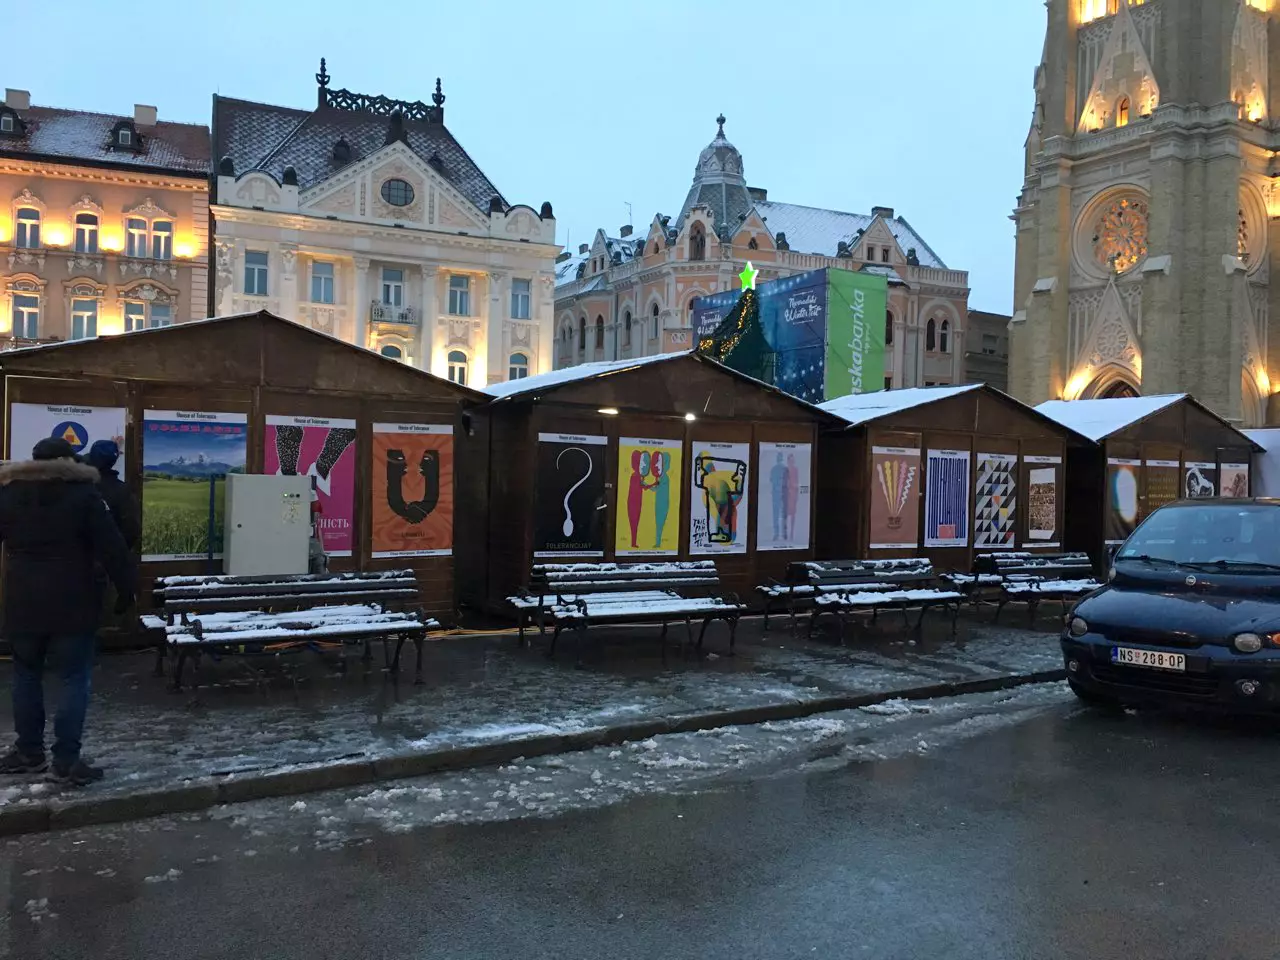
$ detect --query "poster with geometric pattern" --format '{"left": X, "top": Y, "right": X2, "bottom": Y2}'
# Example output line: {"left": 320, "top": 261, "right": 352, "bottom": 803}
{"left": 974, "top": 452, "right": 1016, "bottom": 549}
{"left": 924, "top": 449, "right": 970, "bottom": 548}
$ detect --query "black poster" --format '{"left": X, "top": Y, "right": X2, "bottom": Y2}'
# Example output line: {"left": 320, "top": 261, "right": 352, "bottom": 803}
{"left": 534, "top": 433, "right": 607, "bottom": 557}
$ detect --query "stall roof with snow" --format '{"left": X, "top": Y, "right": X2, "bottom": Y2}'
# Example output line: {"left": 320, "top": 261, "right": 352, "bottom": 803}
{"left": 1035, "top": 395, "right": 1261, "bottom": 450}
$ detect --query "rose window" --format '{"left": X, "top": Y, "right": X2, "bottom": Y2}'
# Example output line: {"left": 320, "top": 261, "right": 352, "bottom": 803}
{"left": 1091, "top": 197, "right": 1149, "bottom": 274}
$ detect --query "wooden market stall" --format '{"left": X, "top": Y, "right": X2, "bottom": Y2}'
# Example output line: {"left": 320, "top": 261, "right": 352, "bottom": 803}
{"left": 460, "top": 352, "right": 838, "bottom": 613}
{"left": 817, "top": 384, "right": 1088, "bottom": 572}
{"left": 0, "top": 310, "right": 484, "bottom": 622}
{"left": 1036, "top": 394, "right": 1262, "bottom": 564}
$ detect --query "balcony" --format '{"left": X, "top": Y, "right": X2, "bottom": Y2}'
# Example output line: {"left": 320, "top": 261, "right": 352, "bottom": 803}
{"left": 370, "top": 302, "right": 418, "bottom": 325}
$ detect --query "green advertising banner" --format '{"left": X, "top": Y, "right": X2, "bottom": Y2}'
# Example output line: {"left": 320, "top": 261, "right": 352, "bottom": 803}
{"left": 825, "top": 270, "right": 888, "bottom": 399}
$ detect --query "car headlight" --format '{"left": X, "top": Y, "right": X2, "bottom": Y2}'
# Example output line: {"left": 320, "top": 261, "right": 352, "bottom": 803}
{"left": 1233, "top": 632, "right": 1264, "bottom": 654}
{"left": 1068, "top": 616, "right": 1089, "bottom": 638}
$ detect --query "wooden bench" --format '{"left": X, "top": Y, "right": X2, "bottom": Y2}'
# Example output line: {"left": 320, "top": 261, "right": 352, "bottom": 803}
{"left": 508, "top": 561, "right": 742, "bottom": 666}
{"left": 806, "top": 561, "right": 963, "bottom": 643}
{"left": 757, "top": 558, "right": 936, "bottom": 628}
{"left": 146, "top": 570, "right": 436, "bottom": 689}
{"left": 989, "top": 553, "right": 1100, "bottom": 624}
{"left": 943, "top": 552, "right": 1038, "bottom": 608}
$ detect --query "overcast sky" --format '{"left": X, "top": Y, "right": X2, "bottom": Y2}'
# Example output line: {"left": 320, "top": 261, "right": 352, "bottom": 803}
{"left": 7, "top": 0, "right": 1044, "bottom": 313}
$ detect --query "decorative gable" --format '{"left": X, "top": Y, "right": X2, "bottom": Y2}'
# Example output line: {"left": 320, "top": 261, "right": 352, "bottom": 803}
{"left": 858, "top": 218, "right": 900, "bottom": 262}
{"left": 1072, "top": 277, "right": 1141, "bottom": 391}
{"left": 1078, "top": 1, "right": 1160, "bottom": 133}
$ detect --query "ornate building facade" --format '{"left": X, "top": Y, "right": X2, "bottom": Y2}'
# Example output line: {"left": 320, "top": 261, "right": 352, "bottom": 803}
{"left": 0, "top": 89, "right": 210, "bottom": 347}
{"left": 554, "top": 117, "right": 973, "bottom": 389}
{"left": 211, "top": 62, "right": 558, "bottom": 386}
{"left": 1011, "top": 0, "right": 1277, "bottom": 425}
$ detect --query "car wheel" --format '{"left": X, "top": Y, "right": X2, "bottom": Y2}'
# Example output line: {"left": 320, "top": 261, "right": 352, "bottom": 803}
{"left": 1068, "top": 679, "right": 1124, "bottom": 710}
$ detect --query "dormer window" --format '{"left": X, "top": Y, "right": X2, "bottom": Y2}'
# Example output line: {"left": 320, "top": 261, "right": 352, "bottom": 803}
{"left": 0, "top": 115, "right": 13, "bottom": 133}
{"left": 0, "top": 107, "right": 24, "bottom": 137}
{"left": 109, "top": 120, "right": 141, "bottom": 152}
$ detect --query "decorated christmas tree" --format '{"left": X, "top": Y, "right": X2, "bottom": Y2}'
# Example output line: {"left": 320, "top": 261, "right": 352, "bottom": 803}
{"left": 696, "top": 262, "right": 776, "bottom": 384}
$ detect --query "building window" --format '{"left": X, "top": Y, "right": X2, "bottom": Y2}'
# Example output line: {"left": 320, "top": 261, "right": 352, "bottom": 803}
{"left": 884, "top": 376, "right": 893, "bottom": 390}
{"left": 15, "top": 208, "right": 39, "bottom": 249}
{"left": 939, "top": 319, "right": 951, "bottom": 354}
{"left": 885, "top": 310, "right": 894, "bottom": 346}
{"left": 881, "top": 247, "right": 890, "bottom": 263}
{"left": 594, "top": 315, "right": 604, "bottom": 350}
{"left": 448, "top": 275, "right": 470, "bottom": 316}
{"left": 70, "top": 299, "right": 98, "bottom": 340}
{"left": 151, "top": 221, "right": 173, "bottom": 260}
{"left": 381, "top": 268, "right": 404, "bottom": 306}
{"left": 689, "top": 222, "right": 706, "bottom": 261}
{"left": 926, "top": 318, "right": 937, "bottom": 352}
{"left": 0, "top": 115, "right": 13, "bottom": 133}
{"left": 126, "top": 218, "right": 148, "bottom": 258}
{"left": 244, "top": 250, "right": 269, "bottom": 296}
{"left": 311, "top": 261, "right": 335, "bottom": 303}
{"left": 380, "top": 179, "right": 414, "bottom": 207}
{"left": 1116, "top": 96, "right": 1130, "bottom": 128}
{"left": 149, "top": 303, "right": 172, "bottom": 328}
{"left": 12, "top": 294, "right": 38, "bottom": 339}
{"left": 118, "top": 128, "right": 132, "bottom": 146}
{"left": 866, "top": 246, "right": 875, "bottom": 263}
{"left": 74, "top": 213, "right": 99, "bottom": 254}
{"left": 623, "top": 311, "right": 632, "bottom": 346}
{"left": 124, "top": 302, "right": 145, "bottom": 332}
{"left": 508, "top": 352, "right": 529, "bottom": 380}
{"left": 510, "top": 278, "right": 531, "bottom": 319}
{"left": 578, "top": 316, "right": 586, "bottom": 351}
{"left": 380, "top": 344, "right": 403, "bottom": 360}
{"left": 447, "top": 350, "right": 468, "bottom": 385}
{"left": 982, "top": 334, "right": 999, "bottom": 355}
{"left": 651, "top": 302, "right": 660, "bottom": 339}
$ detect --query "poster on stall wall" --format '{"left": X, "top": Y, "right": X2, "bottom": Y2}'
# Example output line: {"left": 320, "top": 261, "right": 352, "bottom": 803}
{"left": 1220, "top": 463, "right": 1250, "bottom": 498}
{"left": 141, "top": 410, "right": 248, "bottom": 561}
{"left": 924, "top": 450, "right": 970, "bottom": 548}
{"left": 757, "top": 442, "right": 812, "bottom": 552}
{"left": 371, "top": 423, "right": 453, "bottom": 557}
{"left": 1105, "top": 458, "right": 1141, "bottom": 545}
{"left": 265, "top": 415, "right": 357, "bottom": 557}
{"left": 869, "top": 446, "right": 920, "bottom": 550}
{"left": 616, "top": 437, "right": 683, "bottom": 556}
{"left": 533, "top": 433, "right": 607, "bottom": 557}
{"left": 1024, "top": 456, "right": 1060, "bottom": 547}
{"left": 690, "top": 441, "right": 749, "bottom": 555}
{"left": 1143, "top": 460, "right": 1181, "bottom": 518}
{"left": 974, "top": 452, "right": 1017, "bottom": 549}
{"left": 1184, "top": 462, "right": 1217, "bottom": 499}
{"left": 10, "top": 403, "right": 126, "bottom": 475}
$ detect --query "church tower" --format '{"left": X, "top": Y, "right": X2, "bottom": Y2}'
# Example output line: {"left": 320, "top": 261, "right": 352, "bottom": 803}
{"left": 1010, "top": 0, "right": 1276, "bottom": 425}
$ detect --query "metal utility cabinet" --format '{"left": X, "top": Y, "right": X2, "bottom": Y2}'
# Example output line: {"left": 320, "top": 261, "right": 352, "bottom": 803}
{"left": 224, "top": 474, "right": 313, "bottom": 575}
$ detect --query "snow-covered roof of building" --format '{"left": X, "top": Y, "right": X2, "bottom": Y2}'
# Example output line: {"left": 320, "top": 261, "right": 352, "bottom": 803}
{"left": 555, "top": 249, "right": 590, "bottom": 285}
{"left": 819, "top": 385, "right": 981, "bottom": 427}
{"left": 755, "top": 202, "right": 947, "bottom": 269}
{"left": 482, "top": 351, "right": 690, "bottom": 400}
{"left": 1034, "top": 395, "right": 1187, "bottom": 441}
{"left": 604, "top": 234, "right": 645, "bottom": 264}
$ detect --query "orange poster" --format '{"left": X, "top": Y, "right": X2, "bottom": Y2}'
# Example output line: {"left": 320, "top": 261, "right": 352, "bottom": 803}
{"left": 371, "top": 423, "right": 454, "bottom": 557}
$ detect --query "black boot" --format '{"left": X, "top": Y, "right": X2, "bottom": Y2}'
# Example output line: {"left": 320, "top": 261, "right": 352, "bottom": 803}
{"left": 0, "top": 748, "right": 48, "bottom": 774}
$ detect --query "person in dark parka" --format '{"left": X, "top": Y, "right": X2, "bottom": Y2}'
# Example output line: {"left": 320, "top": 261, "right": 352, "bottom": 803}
{"left": 0, "top": 437, "right": 136, "bottom": 786}
{"left": 85, "top": 439, "right": 139, "bottom": 548}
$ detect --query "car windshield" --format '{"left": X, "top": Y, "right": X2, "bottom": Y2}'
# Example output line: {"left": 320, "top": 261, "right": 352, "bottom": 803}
{"left": 1117, "top": 503, "right": 1280, "bottom": 568}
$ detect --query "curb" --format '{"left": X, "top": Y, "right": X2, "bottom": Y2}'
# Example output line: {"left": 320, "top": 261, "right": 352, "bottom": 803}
{"left": 0, "top": 668, "right": 1065, "bottom": 839}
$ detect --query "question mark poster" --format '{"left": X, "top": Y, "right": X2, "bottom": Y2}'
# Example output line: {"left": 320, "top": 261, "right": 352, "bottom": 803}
{"left": 371, "top": 423, "right": 453, "bottom": 558}
{"left": 533, "top": 433, "right": 607, "bottom": 557}
{"left": 616, "top": 437, "right": 683, "bottom": 556}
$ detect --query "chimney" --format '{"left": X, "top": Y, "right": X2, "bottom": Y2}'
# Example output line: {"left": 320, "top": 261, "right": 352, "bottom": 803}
{"left": 871, "top": 205, "right": 895, "bottom": 220}
{"left": 134, "top": 104, "right": 158, "bottom": 127}
{"left": 578, "top": 243, "right": 588, "bottom": 254}
{"left": 619, "top": 224, "right": 632, "bottom": 237}
{"left": 5, "top": 89, "right": 30, "bottom": 111}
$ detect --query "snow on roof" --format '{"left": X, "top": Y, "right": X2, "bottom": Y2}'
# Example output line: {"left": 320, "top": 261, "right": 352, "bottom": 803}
{"left": 819, "top": 385, "right": 981, "bottom": 427}
{"left": 755, "top": 201, "right": 947, "bottom": 269}
{"left": 1034, "top": 394, "right": 1186, "bottom": 441}
{"left": 482, "top": 351, "right": 689, "bottom": 400}
{"left": 555, "top": 249, "right": 589, "bottom": 285}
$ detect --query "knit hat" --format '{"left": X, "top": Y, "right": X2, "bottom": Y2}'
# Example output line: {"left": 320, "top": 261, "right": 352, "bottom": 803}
{"left": 86, "top": 439, "right": 120, "bottom": 470}
{"left": 32, "top": 437, "right": 78, "bottom": 461}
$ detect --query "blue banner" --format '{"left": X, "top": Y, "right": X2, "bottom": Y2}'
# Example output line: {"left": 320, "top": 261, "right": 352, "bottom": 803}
{"left": 758, "top": 269, "right": 828, "bottom": 404}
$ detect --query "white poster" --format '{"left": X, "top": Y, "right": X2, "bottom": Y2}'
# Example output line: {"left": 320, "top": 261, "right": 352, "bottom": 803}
{"left": 757, "top": 442, "right": 811, "bottom": 552}
{"left": 689, "top": 441, "right": 749, "bottom": 555}
{"left": 9, "top": 403, "right": 126, "bottom": 473}
{"left": 924, "top": 449, "right": 971, "bottom": 548}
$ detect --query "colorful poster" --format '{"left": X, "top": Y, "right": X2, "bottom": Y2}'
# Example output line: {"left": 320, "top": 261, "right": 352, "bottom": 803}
{"left": 616, "top": 437, "right": 682, "bottom": 555}
{"left": 757, "top": 441, "right": 812, "bottom": 552}
{"left": 826, "top": 269, "right": 888, "bottom": 398}
{"left": 1025, "top": 456, "right": 1060, "bottom": 546}
{"left": 371, "top": 423, "right": 453, "bottom": 558}
{"left": 1185, "top": 462, "right": 1217, "bottom": 499}
{"left": 1220, "top": 463, "right": 1250, "bottom": 498}
{"left": 870, "top": 445, "right": 920, "bottom": 550}
{"left": 758, "top": 270, "right": 829, "bottom": 403}
{"left": 924, "top": 449, "right": 970, "bottom": 548}
{"left": 141, "top": 410, "right": 247, "bottom": 561}
{"left": 10, "top": 403, "right": 126, "bottom": 474}
{"left": 974, "top": 452, "right": 1017, "bottom": 549}
{"left": 534, "top": 433, "right": 607, "bottom": 557}
{"left": 690, "top": 441, "right": 749, "bottom": 555}
{"left": 1106, "top": 458, "right": 1141, "bottom": 545}
{"left": 265, "top": 415, "right": 357, "bottom": 557}
{"left": 1143, "top": 460, "right": 1181, "bottom": 518}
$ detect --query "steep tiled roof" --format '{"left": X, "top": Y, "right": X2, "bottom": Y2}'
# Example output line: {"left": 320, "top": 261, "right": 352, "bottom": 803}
{"left": 213, "top": 95, "right": 506, "bottom": 214}
{"left": 0, "top": 106, "right": 209, "bottom": 175}
{"left": 755, "top": 202, "right": 947, "bottom": 268}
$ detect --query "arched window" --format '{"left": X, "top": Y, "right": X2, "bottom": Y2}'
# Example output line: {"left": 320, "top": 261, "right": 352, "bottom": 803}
{"left": 623, "top": 311, "right": 632, "bottom": 347}
{"left": 74, "top": 213, "right": 98, "bottom": 254}
{"left": 652, "top": 242, "right": 659, "bottom": 255}
{"left": 448, "top": 350, "right": 468, "bottom": 385}
{"left": 1116, "top": 96, "right": 1130, "bottom": 128}
{"left": 748, "top": 237, "right": 758, "bottom": 250}
{"left": 508, "top": 352, "right": 529, "bottom": 380}
{"left": 15, "top": 208, "right": 39, "bottom": 249}
{"left": 926, "top": 318, "right": 937, "bottom": 352}
{"left": 689, "top": 222, "right": 706, "bottom": 261}
{"left": 651, "top": 302, "right": 660, "bottom": 339}
{"left": 885, "top": 310, "right": 894, "bottom": 346}
{"left": 380, "top": 344, "right": 403, "bottom": 360}
{"left": 939, "top": 319, "right": 951, "bottom": 354}
{"left": 594, "top": 315, "right": 604, "bottom": 350}
{"left": 578, "top": 316, "right": 586, "bottom": 351}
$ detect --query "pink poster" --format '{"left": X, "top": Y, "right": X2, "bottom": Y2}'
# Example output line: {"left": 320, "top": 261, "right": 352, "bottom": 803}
{"left": 265, "top": 415, "right": 357, "bottom": 556}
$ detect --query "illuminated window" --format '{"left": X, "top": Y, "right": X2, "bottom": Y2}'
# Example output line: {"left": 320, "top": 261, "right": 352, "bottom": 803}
{"left": 125, "top": 218, "right": 147, "bottom": 257}
{"left": 311, "top": 261, "right": 334, "bottom": 303}
{"left": 448, "top": 274, "right": 470, "bottom": 315}
{"left": 70, "top": 299, "right": 98, "bottom": 340}
{"left": 150, "top": 221, "right": 172, "bottom": 260}
{"left": 15, "top": 208, "right": 39, "bottom": 249}
{"left": 508, "top": 352, "right": 529, "bottom": 380}
{"left": 1092, "top": 196, "right": 1149, "bottom": 274}
{"left": 12, "top": 294, "right": 39, "bottom": 338}
{"left": 74, "top": 213, "right": 98, "bottom": 254}
{"left": 1116, "top": 96, "right": 1130, "bottom": 128}
{"left": 124, "top": 302, "right": 145, "bottom": 332}
{"left": 510, "top": 277, "right": 531, "bottom": 319}
{"left": 244, "top": 250, "right": 269, "bottom": 296}
{"left": 447, "top": 350, "right": 468, "bottom": 385}
{"left": 381, "top": 268, "right": 404, "bottom": 306}
{"left": 380, "top": 344, "right": 403, "bottom": 360}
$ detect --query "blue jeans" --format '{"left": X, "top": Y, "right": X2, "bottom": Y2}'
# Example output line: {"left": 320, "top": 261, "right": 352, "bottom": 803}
{"left": 10, "top": 634, "right": 95, "bottom": 767}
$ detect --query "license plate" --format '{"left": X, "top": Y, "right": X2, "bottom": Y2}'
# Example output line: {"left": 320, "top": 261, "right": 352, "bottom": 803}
{"left": 1111, "top": 647, "right": 1186, "bottom": 672}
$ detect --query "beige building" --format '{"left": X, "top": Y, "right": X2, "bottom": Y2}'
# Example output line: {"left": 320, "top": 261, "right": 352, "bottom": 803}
{"left": 1011, "top": 0, "right": 1277, "bottom": 425}
{"left": 554, "top": 117, "right": 973, "bottom": 389}
{"left": 0, "top": 89, "right": 210, "bottom": 346}
{"left": 211, "top": 62, "right": 559, "bottom": 386}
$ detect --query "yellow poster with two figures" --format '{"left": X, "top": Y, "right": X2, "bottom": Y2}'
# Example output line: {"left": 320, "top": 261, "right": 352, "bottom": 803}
{"left": 616, "top": 437, "right": 683, "bottom": 555}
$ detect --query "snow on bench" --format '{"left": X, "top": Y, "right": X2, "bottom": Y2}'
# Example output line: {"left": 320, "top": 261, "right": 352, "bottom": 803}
{"left": 156, "top": 569, "right": 417, "bottom": 589}
{"left": 509, "top": 590, "right": 671, "bottom": 611}
{"left": 550, "top": 595, "right": 743, "bottom": 620}
{"left": 1001, "top": 578, "right": 1100, "bottom": 596}
{"left": 814, "top": 588, "right": 962, "bottom": 608}
{"left": 942, "top": 573, "right": 1005, "bottom": 587}
{"left": 758, "top": 581, "right": 899, "bottom": 599}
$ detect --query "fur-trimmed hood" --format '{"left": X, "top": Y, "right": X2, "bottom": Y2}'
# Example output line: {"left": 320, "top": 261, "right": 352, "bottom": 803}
{"left": 0, "top": 459, "right": 101, "bottom": 486}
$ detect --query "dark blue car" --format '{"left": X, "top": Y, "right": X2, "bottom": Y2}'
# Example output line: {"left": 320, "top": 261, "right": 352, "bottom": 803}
{"left": 1062, "top": 499, "right": 1280, "bottom": 711}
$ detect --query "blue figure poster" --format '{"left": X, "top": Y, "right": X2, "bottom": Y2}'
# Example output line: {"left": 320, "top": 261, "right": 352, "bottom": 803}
{"left": 756, "top": 441, "right": 811, "bottom": 552}
{"left": 689, "top": 441, "right": 749, "bottom": 555}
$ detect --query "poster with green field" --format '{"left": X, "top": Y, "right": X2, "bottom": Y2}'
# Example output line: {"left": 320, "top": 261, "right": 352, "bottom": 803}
{"left": 142, "top": 410, "right": 248, "bottom": 561}
{"left": 825, "top": 270, "right": 888, "bottom": 398}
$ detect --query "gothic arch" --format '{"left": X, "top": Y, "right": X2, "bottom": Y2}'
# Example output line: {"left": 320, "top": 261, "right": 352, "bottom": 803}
{"left": 1242, "top": 369, "right": 1265, "bottom": 428}
{"left": 1080, "top": 365, "right": 1140, "bottom": 399}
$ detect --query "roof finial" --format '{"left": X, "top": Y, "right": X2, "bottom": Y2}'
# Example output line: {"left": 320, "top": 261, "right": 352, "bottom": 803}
{"left": 433, "top": 78, "right": 446, "bottom": 109}
{"left": 716, "top": 113, "right": 726, "bottom": 138}
{"left": 316, "top": 57, "right": 330, "bottom": 90}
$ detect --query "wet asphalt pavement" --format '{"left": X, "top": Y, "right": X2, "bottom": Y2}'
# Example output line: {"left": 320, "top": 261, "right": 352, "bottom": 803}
{"left": 3, "top": 687, "right": 1280, "bottom": 960}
